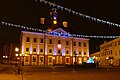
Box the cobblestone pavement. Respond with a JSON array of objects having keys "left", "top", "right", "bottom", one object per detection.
[
  {"left": 1, "top": 64, "right": 120, "bottom": 80},
  {"left": 23, "top": 71, "right": 120, "bottom": 80}
]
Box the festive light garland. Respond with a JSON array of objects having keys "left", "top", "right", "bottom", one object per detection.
[
  {"left": 1, "top": 21, "right": 120, "bottom": 38},
  {"left": 35, "top": 0, "right": 120, "bottom": 28}
]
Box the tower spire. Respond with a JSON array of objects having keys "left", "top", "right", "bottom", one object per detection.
[{"left": 47, "top": 4, "right": 58, "bottom": 31}]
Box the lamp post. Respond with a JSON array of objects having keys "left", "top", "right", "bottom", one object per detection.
[{"left": 15, "top": 47, "right": 19, "bottom": 63}]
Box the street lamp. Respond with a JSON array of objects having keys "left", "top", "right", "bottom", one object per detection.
[
  {"left": 15, "top": 47, "right": 19, "bottom": 52},
  {"left": 15, "top": 47, "right": 19, "bottom": 63}
]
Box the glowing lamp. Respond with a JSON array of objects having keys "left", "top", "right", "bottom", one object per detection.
[
  {"left": 53, "top": 57, "right": 55, "bottom": 59},
  {"left": 15, "top": 54, "right": 18, "bottom": 57},
  {"left": 106, "top": 57, "right": 109, "bottom": 59},
  {"left": 53, "top": 20, "right": 57, "bottom": 25},
  {"left": 15, "top": 47, "right": 19, "bottom": 52},
  {"left": 63, "top": 21, "right": 68, "bottom": 27},
  {"left": 3, "top": 56, "right": 5, "bottom": 58},
  {"left": 40, "top": 18, "right": 45, "bottom": 24},
  {"left": 57, "top": 44, "right": 61, "bottom": 49}
]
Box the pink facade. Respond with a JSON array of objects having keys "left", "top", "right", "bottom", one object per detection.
[{"left": 21, "top": 28, "right": 89, "bottom": 66}]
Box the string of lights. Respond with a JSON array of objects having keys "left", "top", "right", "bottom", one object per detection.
[
  {"left": 1, "top": 21, "right": 120, "bottom": 38},
  {"left": 36, "top": 0, "right": 120, "bottom": 28}
]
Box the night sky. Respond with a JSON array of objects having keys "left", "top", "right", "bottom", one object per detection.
[{"left": 0, "top": 0, "right": 120, "bottom": 54}]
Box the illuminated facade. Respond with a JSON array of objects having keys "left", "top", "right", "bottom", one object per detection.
[
  {"left": 90, "top": 38, "right": 120, "bottom": 67},
  {"left": 90, "top": 52, "right": 100, "bottom": 64},
  {"left": 20, "top": 28, "right": 89, "bottom": 66}
]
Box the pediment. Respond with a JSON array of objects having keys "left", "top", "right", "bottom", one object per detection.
[{"left": 52, "top": 28, "right": 68, "bottom": 34}]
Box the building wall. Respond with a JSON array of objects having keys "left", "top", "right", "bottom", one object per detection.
[
  {"left": 90, "top": 52, "right": 100, "bottom": 65},
  {"left": 21, "top": 29, "right": 89, "bottom": 66},
  {"left": 91, "top": 38, "right": 120, "bottom": 67},
  {"left": 100, "top": 38, "right": 120, "bottom": 67}
]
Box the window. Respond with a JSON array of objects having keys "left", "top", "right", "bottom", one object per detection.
[
  {"left": 115, "top": 51, "right": 117, "bottom": 56},
  {"left": 79, "top": 42, "right": 81, "bottom": 46},
  {"left": 25, "top": 57, "right": 28, "bottom": 62},
  {"left": 26, "top": 37, "right": 30, "bottom": 42},
  {"left": 58, "top": 50, "right": 61, "bottom": 54},
  {"left": 66, "top": 58, "right": 69, "bottom": 63},
  {"left": 66, "top": 50, "right": 69, "bottom": 54},
  {"left": 119, "top": 50, "right": 120, "bottom": 56},
  {"left": 109, "top": 51, "right": 110, "bottom": 55},
  {"left": 33, "top": 56, "right": 36, "bottom": 62},
  {"left": 84, "top": 43, "right": 86, "bottom": 47},
  {"left": 115, "top": 42, "right": 117, "bottom": 46},
  {"left": 33, "top": 48, "right": 36, "bottom": 52},
  {"left": 110, "top": 43, "right": 112, "bottom": 47},
  {"left": 73, "top": 42, "right": 76, "bottom": 46},
  {"left": 111, "top": 50, "right": 112, "bottom": 54},
  {"left": 79, "top": 52, "right": 81, "bottom": 55},
  {"left": 84, "top": 52, "right": 86, "bottom": 55},
  {"left": 40, "top": 38, "right": 43, "bottom": 43},
  {"left": 118, "top": 41, "right": 120, "bottom": 45},
  {"left": 40, "top": 57, "right": 43, "bottom": 62},
  {"left": 40, "top": 49, "right": 43, "bottom": 52},
  {"left": 26, "top": 48, "right": 29, "bottom": 52},
  {"left": 49, "top": 57, "right": 52, "bottom": 63},
  {"left": 34, "top": 38, "right": 37, "bottom": 43},
  {"left": 66, "top": 41, "right": 69, "bottom": 45},
  {"left": 49, "top": 39, "right": 52, "bottom": 44},
  {"left": 58, "top": 40, "right": 61, "bottom": 44},
  {"left": 74, "top": 51, "right": 76, "bottom": 55},
  {"left": 49, "top": 49, "right": 52, "bottom": 53}
]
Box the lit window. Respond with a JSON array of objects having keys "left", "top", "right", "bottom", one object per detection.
[
  {"left": 66, "top": 58, "right": 69, "bottom": 63},
  {"left": 25, "top": 57, "right": 28, "bottom": 62},
  {"left": 58, "top": 44, "right": 61, "bottom": 49},
  {"left": 49, "top": 57, "right": 52, "bottom": 63},
  {"left": 40, "top": 57, "right": 43, "bottom": 62},
  {"left": 33, "top": 56, "right": 36, "bottom": 62}
]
